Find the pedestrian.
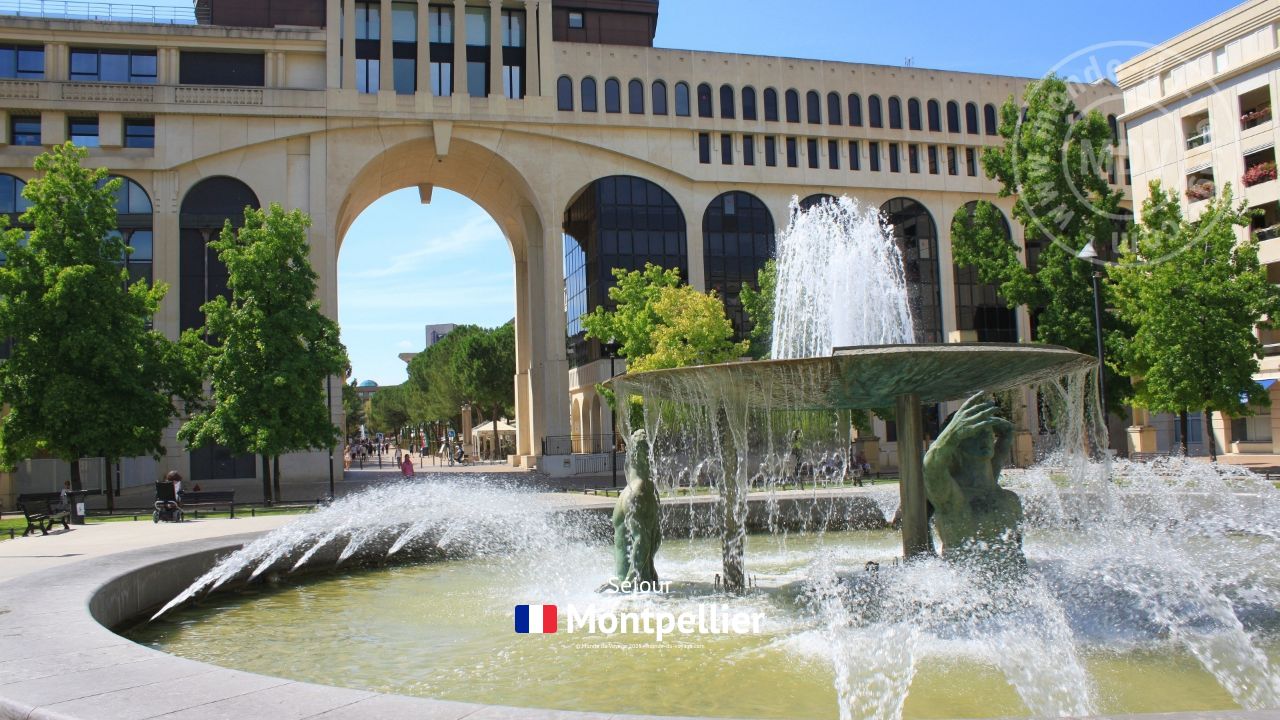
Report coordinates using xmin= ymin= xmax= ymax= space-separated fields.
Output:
xmin=393 ymin=445 xmax=402 ymax=464
xmin=400 ymin=453 xmax=414 ymax=478
xmin=343 ymin=445 xmax=351 ymax=471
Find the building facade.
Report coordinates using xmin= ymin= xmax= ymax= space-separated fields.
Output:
xmin=0 ymin=0 xmax=1126 ymax=499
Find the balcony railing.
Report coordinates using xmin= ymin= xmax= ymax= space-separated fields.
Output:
xmin=1186 ymin=129 xmax=1211 ymax=150
xmin=0 ymin=0 xmax=206 ymax=24
xmin=1255 ymin=223 xmax=1280 ymax=241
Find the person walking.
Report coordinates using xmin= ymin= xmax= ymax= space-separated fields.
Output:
xmin=342 ymin=445 xmax=352 ymax=471
xmin=400 ymin=452 xmax=414 ymax=478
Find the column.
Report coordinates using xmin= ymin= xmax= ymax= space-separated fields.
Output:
xmin=536 ymin=0 xmax=551 ymax=100
xmin=379 ymin=0 xmax=393 ymax=93
xmin=45 ymin=43 xmax=67 ymax=82
xmin=416 ymin=0 xmax=430 ymax=96
xmin=452 ymin=0 xmax=468 ymax=97
xmin=326 ymin=0 xmax=341 ymax=88
xmin=342 ymin=0 xmax=356 ymax=89
xmin=488 ymin=0 xmax=502 ymax=98
xmin=523 ymin=0 xmax=539 ymax=97
xmin=896 ymin=393 xmax=933 ymax=560
xmin=686 ymin=194 xmax=706 ymax=291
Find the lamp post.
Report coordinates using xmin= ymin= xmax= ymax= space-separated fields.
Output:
xmin=1076 ymin=241 xmax=1107 ymax=413
xmin=604 ymin=339 xmax=622 ymax=488
xmin=326 ymin=374 xmax=335 ymax=500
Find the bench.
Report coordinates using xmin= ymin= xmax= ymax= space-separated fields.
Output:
xmin=180 ymin=490 xmax=237 ymax=518
xmin=1130 ymin=452 xmax=1171 ymax=463
xmin=18 ymin=496 xmax=69 ymax=536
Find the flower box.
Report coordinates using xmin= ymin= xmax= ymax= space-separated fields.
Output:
xmin=1244 ymin=162 xmax=1277 ymax=187
xmin=1242 ymin=106 xmax=1272 ymax=128
xmin=1185 ymin=181 xmax=1215 ymax=201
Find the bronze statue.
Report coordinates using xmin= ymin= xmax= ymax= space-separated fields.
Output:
xmin=611 ymin=428 xmax=661 ymax=584
xmin=922 ymin=393 xmax=1025 ymax=567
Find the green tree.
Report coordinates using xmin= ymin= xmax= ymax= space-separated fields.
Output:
xmin=1111 ymin=182 xmax=1280 ymax=459
xmin=343 ymin=380 xmax=366 ymax=437
xmin=180 ymin=204 xmax=348 ymax=502
xmin=951 ymin=74 xmax=1131 ymax=413
xmin=740 ymin=259 xmax=776 ymax=359
xmin=450 ymin=322 xmax=516 ymax=459
xmin=0 ymin=144 xmax=200 ymax=498
xmin=406 ymin=324 xmax=484 ymax=422
xmin=368 ymin=383 xmax=411 ymax=436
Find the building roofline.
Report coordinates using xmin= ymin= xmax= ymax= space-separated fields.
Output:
xmin=1116 ymin=0 xmax=1277 ymax=87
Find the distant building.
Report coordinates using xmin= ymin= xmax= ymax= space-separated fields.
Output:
xmin=425 ymin=323 xmax=458 ymax=349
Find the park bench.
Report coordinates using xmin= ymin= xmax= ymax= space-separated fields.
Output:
xmin=180 ymin=490 xmax=237 ymax=518
xmin=17 ymin=494 xmax=69 ymax=536
xmin=1130 ymin=452 xmax=1171 ymax=463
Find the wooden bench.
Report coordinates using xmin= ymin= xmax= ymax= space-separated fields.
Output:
xmin=180 ymin=490 xmax=237 ymax=518
xmin=18 ymin=496 xmax=69 ymax=536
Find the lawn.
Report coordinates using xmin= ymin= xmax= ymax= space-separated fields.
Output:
xmin=0 ymin=504 xmax=315 ymax=540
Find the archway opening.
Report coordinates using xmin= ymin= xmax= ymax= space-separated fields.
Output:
xmin=881 ymin=197 xmax=942 ymax=343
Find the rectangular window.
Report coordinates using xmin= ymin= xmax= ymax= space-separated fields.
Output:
xmin=355 ymin=1 xmax=380 ymax=40
xmin=394 ymin=58 xmax=415 ymax=94
xmin=765 ymin=136 xmax=777 ymax=167
xmin=828 ymin=139 xmax=839 ymax=170
xmin=500 ymin=8 xmax=525 ymax=98
xmin=428 ymin=7 xmax=453 ymax=96
xmin=721 ymin=134 xmax=733 ymax=165
xmin=392 ymin=2 xmax=416 ymax=42
xmin=807 ymin=138 xmax=819 ymax=169
xmin=0 ymin=45 xmax=44 ymax=79
xmin=356 ymin=58 xmax=380 ymax=93
xmin=966 ymin=147 xmax=977 ymax=176
xmin=908 ymin=144 xmax=919 ymax=173
xmin=869 ymin=141 xmax=880 ymax=171
xmin=11 ymin=115 xmax=39 ymax=146
xmin=501 ymin=9 xmax=524 ymax=47
xmin=889 ymin=143 xmax=900 ymax=173
xmin=124 ymin=117 xmax=154 ymax=148
xmin=392 ymin=1 xmax=417 ymax=94
xmin=743 ymin=136 xmax=755 ymax=166
xmin=179 ymin=52 xmax=265 ymax=86
xmin=568 ymin=11 xmax=584 ymax=29
xmin=465 ymin=7 xmax=490 ymax=96
xmin=928 ymin=145 xmax=939 ymax=174
xmin=70 ymin=48 xmax=157 ymax=84
xmin=466 ymin=7 xmax=490 ymax=45
xmin=429 ymin=6 xmax=453 ymax=42
xmin=698 ymin=133 xmax=711 ymax=164
xmin=69 ymin=117 xmax=99 ymax=148
xmin=786 ymin=137 xmax=798 ymax=168
xmin=947 ymin=146 xmax=958 ymax=175
xmin=849 ymin=140 xmax=860 ymax=170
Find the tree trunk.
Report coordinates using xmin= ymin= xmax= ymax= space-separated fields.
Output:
xmin=1204 ymin=408 xmax=1218 ymax=462
xmin=1178 ymin=410 xmax=1190 ymax=456
xmin=261 ymin=454 xmax=273 ymax=505
xmin=273 ymin=455 xmax=281 ymax=500
xmin=493 ymin=403 xmax=501 ymax=463
xmin=69 ymin=456 xmax=81 ymax=491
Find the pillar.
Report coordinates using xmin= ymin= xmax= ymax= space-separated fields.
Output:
xmin=379 ymin=0 xmax=393 ymax=93
xmin=686 ymin=193 xmax=706 ymax=292
xmin=452 ymin=0 xmax=468 ymax=97
xmin=341 ymin=0 xmax=356 ymax=89
xmin=326 ymin=0 xmax=341 ymax=88
xmin=896 ymin=393 xmax=932 ymax=560
xmin=488 ymin=0 xmax=502 ymax=98
xmin=416 ymin=0 xmax=431 ymax=95
xmin=44 ymin=43 xmax=67 ymax=81
xmin=523 ymin=0 xmax=539 ymax=97
xmin=536 ymin=0 xmax=551 ymax=99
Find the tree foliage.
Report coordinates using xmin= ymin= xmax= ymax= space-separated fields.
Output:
xmin=180 ymin=203 xmax=348 ymax=501
xmin=1111 ymin=182 xmax=1280 ymax=457
xmin=343 ymin=380 xmax=365 ymax=436
xmin=367 ymin=383 xmax=412 ymax=435
xmin=0 ymin=144 xmax=200 ymax=490
xmin=950 ymin=74 xmax=1131 ymax=412
xmin=740 ymin=259 xmax=776 ymax=359
xmin=405 ymin=322 xmax=515 ymax=433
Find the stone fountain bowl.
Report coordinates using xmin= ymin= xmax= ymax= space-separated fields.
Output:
xmin=610 ymin=342 xmax=1097 ymax=409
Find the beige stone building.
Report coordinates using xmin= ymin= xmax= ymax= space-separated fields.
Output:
xmin=1119 ymin=0 xmax=1280 ymax=456
xmin=0 ymin=0 xmax=1127 ymax=499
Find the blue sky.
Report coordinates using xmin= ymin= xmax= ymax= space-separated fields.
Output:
xmin=143 ymin=0 xmax=1243 ymax=384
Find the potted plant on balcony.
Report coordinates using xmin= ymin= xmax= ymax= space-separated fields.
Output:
xmin=1243 ymin=161 xmax=1277 ymax=187
xmin=1242 ymin=106 xmax=1272 ymax=126
xmin=1186 ymin=180 xmax=1215 ymax=201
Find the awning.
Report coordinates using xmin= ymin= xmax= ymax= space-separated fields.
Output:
xmin=1260 ymin=379 xmax=1277 ymax=390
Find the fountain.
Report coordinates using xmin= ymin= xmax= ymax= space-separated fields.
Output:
xmin=129 ymin=195 xmax=1280 ymax=720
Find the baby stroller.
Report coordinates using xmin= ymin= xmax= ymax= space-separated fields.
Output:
xmin=153 ymin=482 xmax=184 ymax=523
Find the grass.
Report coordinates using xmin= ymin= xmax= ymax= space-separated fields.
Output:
xmin=0 ymin=504 xmax=316 ymax=541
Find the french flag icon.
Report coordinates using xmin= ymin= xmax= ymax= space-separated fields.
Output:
xmin=515 ymin=604 xmax=558 ymax=634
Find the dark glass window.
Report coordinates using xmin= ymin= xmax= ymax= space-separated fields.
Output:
xmin=605 ymin=78 xmax=621 ymax=113
xmin=869 ymin=141 xmax=880 ymax=171
xmin=743 ymin=136 xmax=755 ymax=166
xmin=849 ymin=140 xmax=860 ymax=170
xmin=742 ymin=87 xmax=757 ymax=121
xmin=946 ymin=101 xmax=960 ymax=132
xmin=628 ymin=78 xmax=643 ymax=114
xmin=889 ymin=143 xmax=900 ymax=172
xmin=581 ymin=77 xmax=597 ymax=112
xmin=828 ymin=139 xmax=839 ymax=170
xmin=71 ymin=48 xmax=156 ymax=84
xmin=498 ymin=8 xmax=524 ymax=99
xmin=927 ymin=99 xmax=941 ymax=131
xmin=786 ymin=137 xmax=798 ymax=167
xmin=0 ymin=45 xmax=44 ymax=79
xmin=882 ymin=197 xmax=942 ymax=343
xmin=651 ymin=80 xmax=667 ymax=115
xmin=827 ymin=92 xmax=842 ymax=126
xmin=806 ymin=91 xmax=821 ymax=124
xmin=984 ymin=104 xmax=999 ymax=135
xmin=557 ymin=75 xmax=573 ymax=110
xmin=697 ymin=82 xmax=713 ymax=118
xmin=785 ymin=89 xmax=800 ymax=123
xmin=180 ymin=176 xmax=260 ymax=334
xmin=799 ymin=194 xmax=836 ymax=211
xmin=106 ymin=176 xmax=153 ymax=286
xmin=848 ymin=93 xmax=862 ymax=126
xmin=764 ymin=88 xmax=779 ymax=122
xmin=965 ymin=102 xmax=979 ymax=134
xmin=966 ymin=147 xmax=977 ymax=176
xmin=947 ymin=146 xmax=958 ymax=175
xmin=908 ymin=144 xmax=919 ymax=173
xmin=674 ymin=82 xmax=690 ymax=116
xmin=179 ymin=51 xmax=265 ymax=87
xmin=888 ymin=96 xmax=902 ymax=129
xmin=703 ymin=191 xmax=775 ymax=341
xmin=568 ymin=11 xmax=584 ymax=28
xmin=927 ymin=144 xmax=938 ymax=174
xmin=721 ymin=134 xmax=733 ymax=165
xmin=953 ymin=201 xmax=1017 ymax=342
xmin=0 ymin=174 xmax=30 ymax=217
xmin=69 ymin=116 xmax=99 ymax=147
xmin=720 ymin=84 xmax=735 ymax=119
xmin=427 ymin=6 xmax=453 ymax=96
xmin=765 ymin=136 xmax=777 ymax=166
xmin=698 ymin=133 xmax=711 ymax=164
xmin=868 ymin=94 xmax=883 ymax=128
xmin=807 ymin=138 xmax=819 ymax=169
xmin=10 ymin=116 xmax=39 ymax=146
xmin=908 ymin=98 xmax=922 ymax=130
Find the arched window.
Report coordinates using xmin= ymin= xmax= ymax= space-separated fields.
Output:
xmin=628 ymin=78 xmax=644 ymax=114
xmin=952 ymin=201 xmax=1016 ymax=342
xmin=868 ymin=94 xmax=883 ymax=128
xmin=881 ymin=197 xmax=941 ymax=343
xmin=785 ymin=89 xmax=800 ymax=123
xmin=848 ymin=93 xmax=862 ymax=126
xmin=604 ymin=77 xmax=621 ymax=113
xmin=0 ymin=173 xmax=29 ymax=223
xmin=907 ymin=98 xmax=922 ymax=131
xmin=827 ymin=92 xmax=842 ymax=126
xmin=651 ymin=80 xmax=667 ymax=115
xmin=703 ymin=191 xmax=775 ymax=340
xmin=965 ymin=102 xmax=979 ymax=134
xmin=764 ymin=88 xmax=779 ymax=122
xmin=927 ymin=99 xmax=941 ymax=131
xmin=799 ymin=193 xmax=837 ymax=211
xmin=984 ymin=104 xmax=999 ymax=136
xmin=742 ymin=86 xmax=757 ymax=121
xmin=888 ymin=96 xmax=902 ymax=129
xmin=697 ymin=82 xmax=713 ymax=118
xmin=806 ymin=90 xmax=821 ymax=124
xmin=581 ymin=77 xmax=597 ymax=112
xmin=107 ymin=176 xmax=153 ymax=286
xmin=557 ymin=75 xmax=573 ymax=111
xmin=946 ymin=101 xmax=960 ymax=132
xmin=563 ymin=175 xmax=688 ymax=368
xmin=719 ymin=84 xmax=735 ymax=119
xmin=674 ymin=81 xmax=690 ymax=116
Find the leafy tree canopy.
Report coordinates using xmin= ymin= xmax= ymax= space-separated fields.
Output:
xmin=740 ymin=259 xmax=776 ymax=360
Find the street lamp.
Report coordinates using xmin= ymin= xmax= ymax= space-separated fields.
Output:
xmin=604 ymin=338 xmax=622 ymax=488
xmin=1076 ymin=241 xmax=1107 ymax=413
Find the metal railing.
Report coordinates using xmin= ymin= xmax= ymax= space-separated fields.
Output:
xmin=0 ymin=0 xmax=207 ymax=25
xmin=542 ymin=433 xmax=621 ymax=456
xmin=1185 ymin=129 xmax=1211 ymax=150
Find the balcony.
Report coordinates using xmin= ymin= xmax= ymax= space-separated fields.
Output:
xmin=1244 ymin=148 xmax=1278 ymax=188
xmin=1186 ymin=128 xmax=1211 ymax=150
xmin=1241 ymin=86 xmax=1273 ymax=131
xmin=1256 ymin=223 xmax=1280 ymax=241
xmin=1186 ymin=177 xmax=1215 ymax=202
xmin=0 ymin=0 xmax=205 ymax=25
